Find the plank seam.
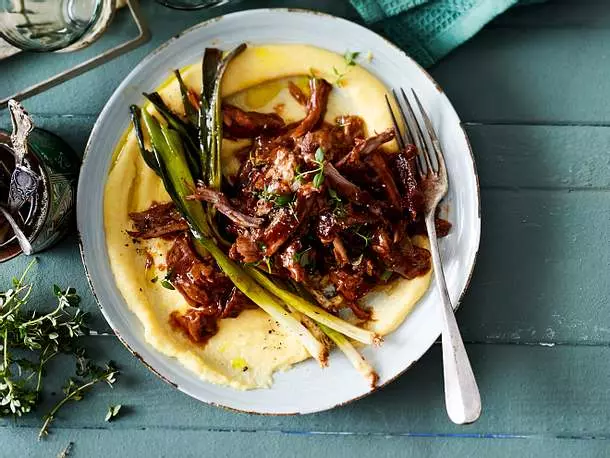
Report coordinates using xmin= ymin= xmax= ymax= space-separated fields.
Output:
xmin=1 ymin=423 xmax=609 ymax=440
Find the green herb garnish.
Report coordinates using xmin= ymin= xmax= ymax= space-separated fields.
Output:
xmin=39 ymin=355 xmax=118 ymax=439
xmin=105 ymin=404 xmax=122 ymax=422
xmin=343 ymin=50 xmax=361 ymax=66
xmin=332 ymin=50 xmax=361 ymax=86
xmin=380 ymin=270 xmax=393 ymax=282
xmin=160 ymin=279 xmax=175 ymax=290
xmin=295 ymin=147 xmax=325 ymax=189
xmin=293 ymin=247 xmax=313 ymax=268
xmin=0 ymin=261 xmax=118 ymax=439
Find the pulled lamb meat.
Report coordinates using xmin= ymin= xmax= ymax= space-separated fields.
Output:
xmin=167 ymin=234 xmax=253 ymax=344
xmin=223 ymin=103 xmax=285 ymax=138
xmin=135 ymin=76 xmax=451 ymax=338
xmin=128 ymin=202 xmax=187 ymax=239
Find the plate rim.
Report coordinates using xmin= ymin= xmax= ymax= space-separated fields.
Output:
xmin=77 ymin=7 xmax=481 ymax=415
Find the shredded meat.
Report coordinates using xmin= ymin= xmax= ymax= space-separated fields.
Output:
xmin=222 ymin=103 xmax=285 ymax=138
xmin=335 ymin=128 xmax=394 ymax=168
xmin=167 ymin=234 xmax=254 ymax=344
xmin=394 ymin=144 xmax=424 ymax=221
xmin=367 ymin=151 xmax=402 ymax=211
xmin=128 ymin=202 xmax=188 ymax=239
xmin=288 ymin=81 xmax=308 ymax=106
xmin=291 ymin=78 xmax=332 ymax=138
xmin=188 ymin=185 xmax=264 ymax=228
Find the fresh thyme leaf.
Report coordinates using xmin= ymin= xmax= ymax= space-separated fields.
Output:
xmin=39 ymin=362 xmax=119 ymax=439
xmin=333 ymin=51 xmax=361 ymax=85
xmin=352 ymin=226 xmax=372 ymax=247
xmin=274 ymin=194 xmax=293 ymax=207
xmin=244 ymin=256 xmax=273 ymax=275
xmin=256 ymin=186 xmax=294 ymax=208
xmin=343 ymin=50 xmax=361 ymax=66
xmin=294 ymin=147 xmax=325 ymax=187
xmin=315 ymin=147 xmax=325 ymax=163
xmin=380 ymin=270 xmax=393 ymax=282
xmin=293 ymin=247 xmax=313 ymax=268
xmin=105 ymin=404 xmax=122 ymax=422
xmin=313 ymin=171 xmax=325 ymax=188
xmin=160 ymin=279 xmax=175 ymax=290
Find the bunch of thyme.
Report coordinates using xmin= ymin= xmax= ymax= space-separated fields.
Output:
xmin=0 ymin=262 xmax=119 ymax=439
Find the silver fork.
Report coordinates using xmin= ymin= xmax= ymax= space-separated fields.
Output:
xmin=386 ymin=88 xmax=481 ymax=424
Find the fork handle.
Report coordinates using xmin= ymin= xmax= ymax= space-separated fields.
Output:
xmin=425 ymin=214 xmax=481 ymax=424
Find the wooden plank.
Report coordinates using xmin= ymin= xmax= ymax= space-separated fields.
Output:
xmin=461 ymin=189 xmax=610 ymax=344
xmin=431 ymin=25 xmax=610 ymax=123
xmin=2 ymin=338 xmax=610 ymax=438
xmin=467 ymin=125 xmax=610 ymax=189
xmin=2 ymin=428 xmax=609 ymax=458
xmin=492 ymin=0 xmax=610 ymax=29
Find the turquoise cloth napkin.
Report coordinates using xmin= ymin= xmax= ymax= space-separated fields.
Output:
xmin=350 ymin=0 xmax=520 ymax=67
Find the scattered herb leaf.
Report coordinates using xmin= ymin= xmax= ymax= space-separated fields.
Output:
xmin=160 ymin=279 xmax=175 ymax=290
xmin=105 ymin=404 xmax=122 ymax=422
xmin=39 ymin=359 xmax=119 ymax=439
xmin=293 ymin=247 xmax=313 ymax=267
xmin=57 ymin=442 xmax=74 ymax=458
xmin=343 ymin=50 xmax=361 ymax=66
xmin=380 ymin=270 xmax=393 ymax=282
xmin=294 ymin=147 xmax=325 ymax=188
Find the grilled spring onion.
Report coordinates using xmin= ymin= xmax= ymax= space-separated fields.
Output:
xmin=143 ymin=91 xmax=201 ymax=179
xmin=246 ymin=266 xmax=380 ymax=346
xmin=174 ymin=69 xmax=198 ymax=127
xmin=290 ymin=281 xmax=378 ymax=386
xmin=320 ymin=323 xmax=379 ymax=388
xmin=139 ymin=109 xmax=328 ymax=365
xmin=199 ymin=45 xmax=247 ymax=247
xmin=205 ymin=44 xmax=246 ymax=193
xmin=199 ymin=47 xmax=222 ymax=183
xmin=130 ymin=104 xmax=160 ymax=176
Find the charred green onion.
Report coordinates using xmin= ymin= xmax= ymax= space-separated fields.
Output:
xmin=246 ymin=267 xmax=380 ymax=345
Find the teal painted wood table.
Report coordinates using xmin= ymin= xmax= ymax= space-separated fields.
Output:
xmin=2 ymin=0 xmax=610 ymax=456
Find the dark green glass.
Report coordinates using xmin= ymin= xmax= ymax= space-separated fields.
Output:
xmin=0 ymin=127 xmax=79 ymax=262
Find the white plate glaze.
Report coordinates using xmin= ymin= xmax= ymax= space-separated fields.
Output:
xmin=77 ymin=9 xmax=480 ymax=415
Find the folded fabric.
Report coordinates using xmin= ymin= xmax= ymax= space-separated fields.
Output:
xmin=350 ymin=0 xmax=520 ymax=67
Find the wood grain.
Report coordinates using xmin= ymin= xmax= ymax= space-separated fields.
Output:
xmin=4 ymin=428 xmax=610 ymax=458
xmin=1 ymin=337 xmax=609 ymax=438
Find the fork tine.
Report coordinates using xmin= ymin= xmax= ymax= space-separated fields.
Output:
xmin=391 ymin=89 xmax=414 ymax=146
xmin=384 ymin=94 xmax=405 ymax=150
xmin=411 ymin=89 xmax=446 ymax=177
xmin=398 ymin=88 xmax=432 ymax=174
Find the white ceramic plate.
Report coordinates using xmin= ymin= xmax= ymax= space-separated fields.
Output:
xmin=77 ymin=9 xmax=480 ymax=414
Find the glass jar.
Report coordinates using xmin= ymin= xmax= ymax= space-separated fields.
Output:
xmin=0 ymin=0 xmax=113 ymax=52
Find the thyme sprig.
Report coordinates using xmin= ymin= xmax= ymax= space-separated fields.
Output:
xmin=0 ymin=261 xmax=119 ymax=439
